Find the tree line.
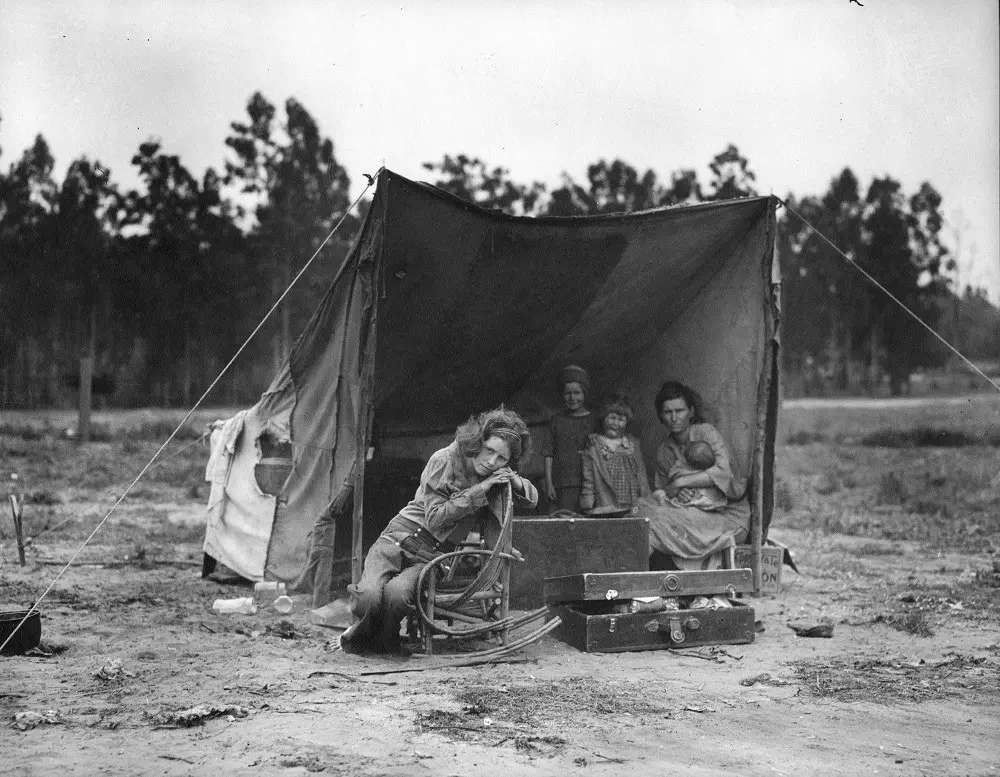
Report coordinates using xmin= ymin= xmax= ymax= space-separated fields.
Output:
xmin=1 ymin=93 xmax=996 ymax=409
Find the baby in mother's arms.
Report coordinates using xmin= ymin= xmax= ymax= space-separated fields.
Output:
xmin=657 ymin=440 xmax=728 ymax=511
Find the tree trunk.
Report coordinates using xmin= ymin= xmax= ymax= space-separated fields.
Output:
xmin=183 ymin=322 xmax=192 ymax=408
xmin=271 ymin=261 xmax=292 ymax=371
xmin=842 ymin=323 xmax=854 ymax=391
xmin=77 ymin=306 xmax=97 ymax=445
xmin=47 ymin=314 xmax=61 ymax=406
xmin=826 ymin=307 xmax=841 ymax=393
xmin=280 ymin=260 xmax=291 ymax=366
xmin=867 ymin=320 xmax=881 ymax=395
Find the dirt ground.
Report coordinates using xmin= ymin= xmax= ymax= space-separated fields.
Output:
xmin=2 ymin=399 xmax=999 ymax=776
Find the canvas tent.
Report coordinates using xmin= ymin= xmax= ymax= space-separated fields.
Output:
xmin=203 ymin=168 xmax=781 ymax=601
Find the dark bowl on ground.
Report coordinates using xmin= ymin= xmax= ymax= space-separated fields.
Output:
xmin=1 ymin=609 xmax=41 ymax=655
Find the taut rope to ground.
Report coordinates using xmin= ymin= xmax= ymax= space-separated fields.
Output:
xmin=1 ymin=172 xmax=381 ymax=655
xmin=782 ymin=201 xmax=1000 ymax=395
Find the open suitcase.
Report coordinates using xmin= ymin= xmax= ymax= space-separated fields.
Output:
xmin=545 ymin=569 xmax=755 ymax=653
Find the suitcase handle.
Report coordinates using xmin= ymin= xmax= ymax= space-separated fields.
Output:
xmin=645 ymin=615 xmax=701 ymax=644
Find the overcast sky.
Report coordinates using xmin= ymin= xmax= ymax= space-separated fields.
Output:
xmin=2 ymin=0 xmax=998 ymax=301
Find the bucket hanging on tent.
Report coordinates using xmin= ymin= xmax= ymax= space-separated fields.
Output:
xmin=255 ymin=439 xmax=293 ymax=496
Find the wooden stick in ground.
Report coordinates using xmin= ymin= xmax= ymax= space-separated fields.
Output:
xmin=9 ymin=494 xmax=26 ymax=566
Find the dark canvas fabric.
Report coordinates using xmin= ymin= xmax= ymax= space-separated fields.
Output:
xmin=228 ymin=169 xmax=779 ymax=590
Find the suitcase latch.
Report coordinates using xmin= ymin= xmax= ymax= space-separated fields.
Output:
xmin=663 ymin=575 xmax=680 ymax=592
xmin=608 ymin=617 xmax=617 ymax=634
xmin=668 ymin=616 xmax=684 ymax=643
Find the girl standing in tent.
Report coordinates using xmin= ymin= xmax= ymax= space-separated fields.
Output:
xmin=340 ymin=407 xmax=538 ymax=654
xmin=635 ymin=381 xmax=751 ymax=569
xmin=579 ymin=394 xmax=651 ymax=513
xmin=542 ymin=365 xmax=596 ymax=512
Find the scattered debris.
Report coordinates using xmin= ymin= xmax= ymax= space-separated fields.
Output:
xmin=789 ymin=622 xmax=834 ymax=638
xmin=668 ymin=645 xmax=742 ymax=662
xmin=23 ymin=641 xmax=68 ymax=658
xmin=791 ymin=652 xmax=999 ymax=703
xmin=158 ymin=755 xmax=194 ymax=764
xmin=279 ymin=752 xmax=327 ymax=772
xmin=151 ymin=704 xmax=249 ymax=728
xmin=513 ymin=734 xmax=566 ymax=755
xmin=874 ymin=610 xmax=934 ymax=637
xmin=740 ymin=673 xmax=792 ymax=687
xmin=309 ymin=598 xmax=352 ymax=630
xmin=264 ymin=620 xmax=298 ymax=640
xmin=11 ymin=710 xmax=63 ymax=731
xmin=93 ymin=659 xmax=136 ymax=683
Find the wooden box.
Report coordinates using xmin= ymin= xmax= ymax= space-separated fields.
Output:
xmin=544 ymin=569 xmax=755 ymax=653
xmin=509 ymin=516 xmax=649 ymax=610
xmin=731 ymin=544 xmax=783 ymax=595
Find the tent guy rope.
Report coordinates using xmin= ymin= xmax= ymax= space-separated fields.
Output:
xmin=782 ymin=201 xmax=1000 ymax=395
xmin=0 ymin=171 xmax=381 ymax=656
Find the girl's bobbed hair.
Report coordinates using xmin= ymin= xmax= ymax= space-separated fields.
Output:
xmin=654 ymin=380 xmax=704 ymax=423
xmin=598 ymin=393 xmax=634 ymax=422
xmin=455 ymin=406 xmax=531 ymax=467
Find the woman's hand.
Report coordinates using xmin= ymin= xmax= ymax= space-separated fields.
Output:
xmin=674 ymin=488 xmax=696 ymax=504
xmin=495 ymin=467 xmax=526 ymax=494
xmin=479 ymin=467 xmax=522 ymax=496
xmin=661 ymin=479 xmax=683 ymax=499
xmin=651 ymin=489 xmax=669 ymax=506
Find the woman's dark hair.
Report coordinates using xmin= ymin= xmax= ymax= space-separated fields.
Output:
xmin=598 ymin=393 xmax=634 ymax=422
xmin=455 ymin=406 xmax=531 ymax=467
xmin=654 ymin=381 xmax=703 ymax=423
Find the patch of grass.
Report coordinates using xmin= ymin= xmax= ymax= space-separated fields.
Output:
xmin=774 ymin=478 xmax=794 ymax=511
xmin=876 ymin=472 xmax=908 ymax=504
xmin=0 ymin=423 xmax=48 ymax=441
xmin=786 ymin=429 xmax=828 ymax=445
xmin=453 ymin=677 xmax=669 ymax=728
xmin=861 ymin=426 xmax=999 ymax=448
xmin=790 ymin=653 xmax=998 ymax=703
xmin=828 ymin=541 xmax=905 ymax=557
xmin=25 ymin=489 xmax=63 ymax=506
xmin=874 ymin=610 xmax=935 ymax=637
xmin=127 ymin=420 xmax=206 ymax=441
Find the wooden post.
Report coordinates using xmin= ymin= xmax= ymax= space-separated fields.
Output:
xmin=78 ymin=305 xmax=97 ymax=445
xmin=78 ymin=355 xmax=93 ymax=445
xmin=9 ymin=494 xmax=26 ymax=566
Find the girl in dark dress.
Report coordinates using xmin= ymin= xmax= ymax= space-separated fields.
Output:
xmin=542 ymin=365 xmax=596 ymax=512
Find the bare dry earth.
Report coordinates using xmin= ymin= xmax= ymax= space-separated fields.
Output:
xmin=1 ymin=399 xmax=999 ymax=776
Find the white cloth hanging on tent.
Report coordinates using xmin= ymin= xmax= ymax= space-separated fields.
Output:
xmin=203 ymin=409 xmax=276 ymax=581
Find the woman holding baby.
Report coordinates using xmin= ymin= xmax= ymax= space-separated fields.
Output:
xmin=635 ymin=380 xmax=751 ymax=570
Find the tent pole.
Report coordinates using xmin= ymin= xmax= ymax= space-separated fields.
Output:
xmin=351 ymin=301 xmax=378 ymax=586
xmin=351 ymin=175 xmax=387 ymax=585
xmin=751 ymin=202 xmax=779 ymax=595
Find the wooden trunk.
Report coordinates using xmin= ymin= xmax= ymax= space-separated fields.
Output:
xmin=509 ymin=517 xmax=650 ymax=609
xmin=545 ymin=569 xmax=755 ymax=653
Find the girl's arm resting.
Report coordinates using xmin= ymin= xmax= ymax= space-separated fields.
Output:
xmin=579 ymin=450 xmax=596 ymax=511
xmin=544 ymin=456 xmax=556 ymax=500
xmin=633 ymin=440 xmax=652 ymax=497
xmin=422 ymin=457 xmax=490 ymax=536
xmin=512 ymin=475 xmax=539 ymax=509
xmin=653 ymin=443 xmax=677 ymax=492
